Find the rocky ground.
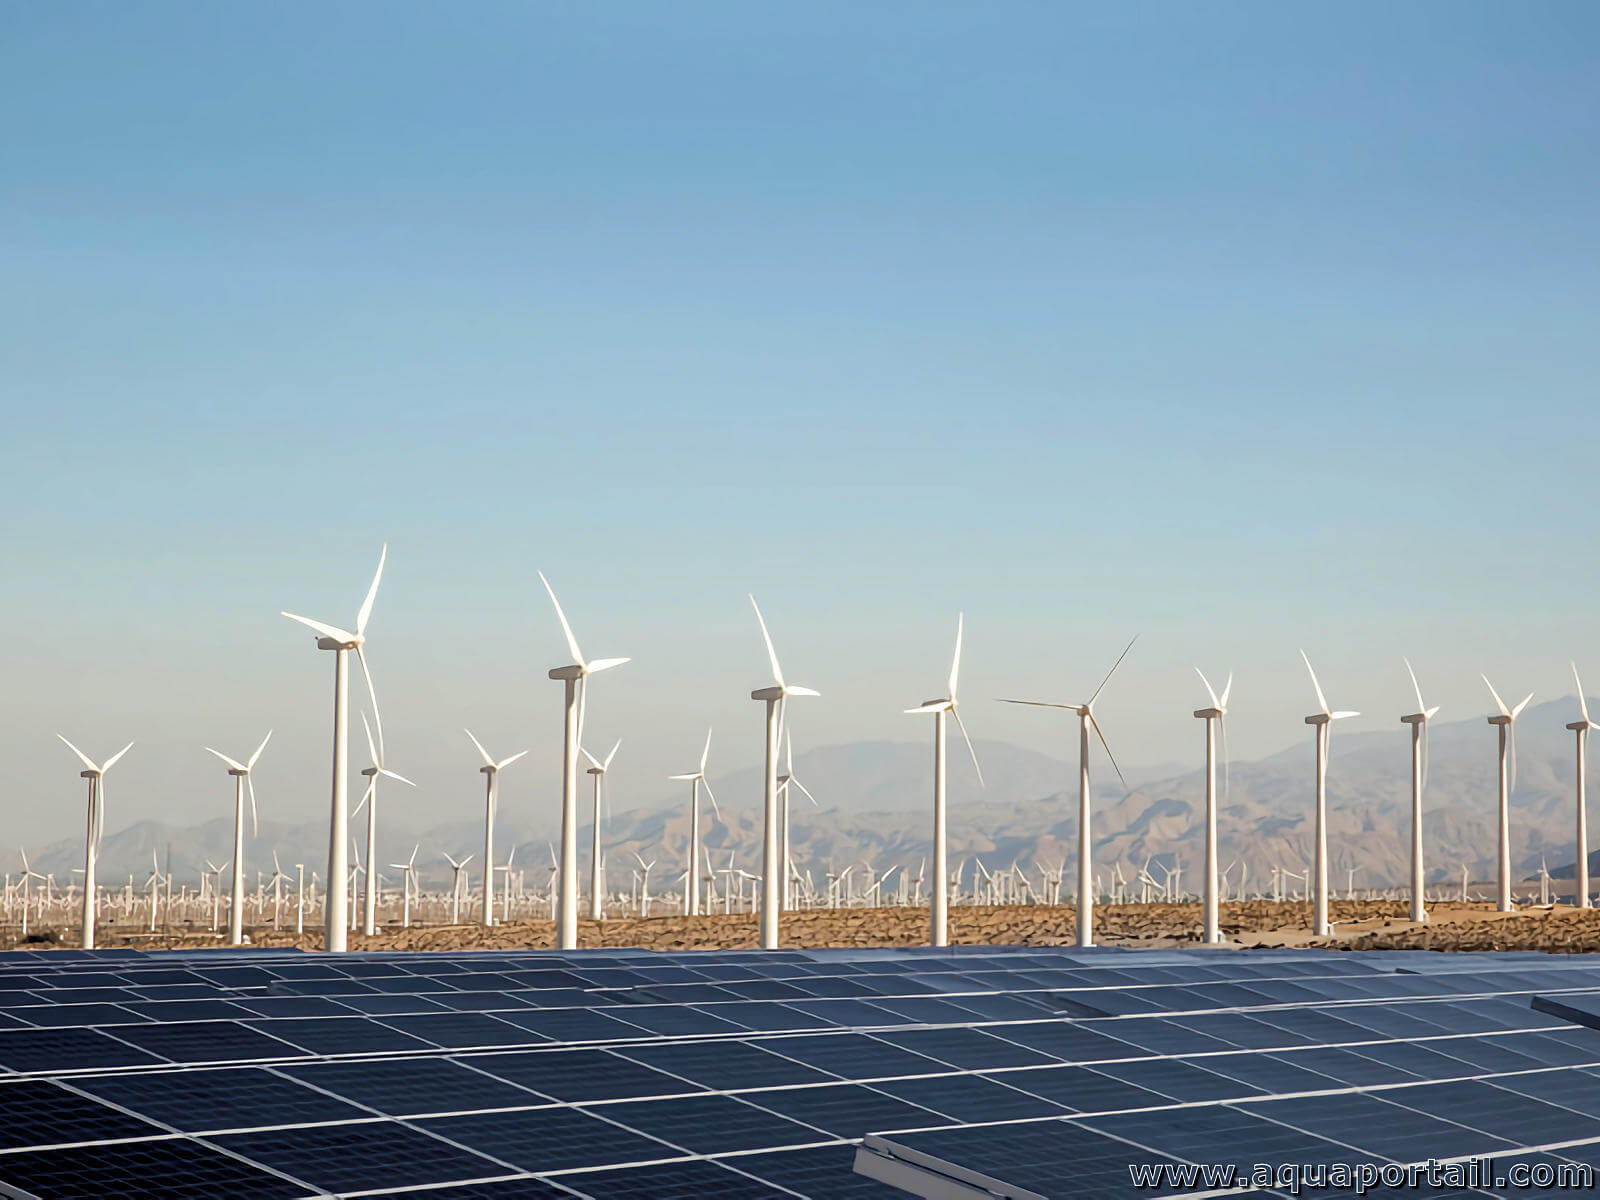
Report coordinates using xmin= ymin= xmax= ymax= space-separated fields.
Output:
xmin=13 ymin=899 xmax=1600 ymax=954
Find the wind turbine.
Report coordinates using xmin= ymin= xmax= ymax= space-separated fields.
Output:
xmin=581 ymin=739 xmax=622 ymax=920
xmin=281 ymin=543 xmax=387 ymax=953
xmin=1569 ymin=663 xmax=1596 ymax=910
xmin=748 ymin=595 xmax=819 ymax=950
xmin=905 ymin=613 xmax=983 ymax=947
xmin=17 ymin=849 xmax=44 ymax=939
xmin=355 ymin=714 xmax=414 ymax=937
xmin=464 ymin=730 xmax=528 ymax=927
xmin=1193 ymin=669 xmax=1232 ymax=945
xmin=56 ymin=736 xmax=134 ymax=950
xmin=1483 ymin=675 xmax=1533 ymax=913
xmin=777 ymin=728 xmax=820 ymax=910
xmin=539 ymin=571 xmax=628 ymax=950
xmin=389 ymin=844 xmax=419 ymax=927
xmin=1000 ymin=635 xmax=1136 ymax=948
xmin=1301 ymin=651 xmax=1359 ymax=937
xmin=203 ymin=731 xmax=272 ymax=947
xmin=443 ymin=851 xmax=473 ymax=924
xmin=1400 ymin=659 xmax=1440 ymax=924
xmin=668 ymin=727 xmax=717 ymax=917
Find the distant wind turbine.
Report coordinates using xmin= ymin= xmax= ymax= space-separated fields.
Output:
xmin=203 ymin=730 xmax=272 ymax=947
xmin=1568 ymin=663 xmax=1596 ymax=910
xmin=905 ymin=613 xmax=983 ymax=947
xmin=1193 ymin=668 xmax=1232 ymax=945
xmin=539 ymin=571 xmax=628 ymax=950
xmin=1000 ymin=635 xmax=1137 ymax=948
xmin=356 ymin=713 xmax=414 ymax=937
xmin=56 ymin=735 xmax=134 ymax=950
xmin=777 ymin=728 xmax=820 ymax=910
xmin=1400 ymin=659 xmax=1440 ymax=924
xmin=668 ymin=727 xmax=717 ymax=917
xmin=281 ymin=543 xmax=387 ymax=953
xmin=465 ymin=730 xmax=528 ymax=926
xmin=748 ymin=595 xmax=819 ymax=950
xmin=1483 ymin=675 xmax=1533 ymax=913
xmin=1301 ymin=650 xmax=1358 ymax=937
xmin=582 ymin=739 xmax=622 ymax=920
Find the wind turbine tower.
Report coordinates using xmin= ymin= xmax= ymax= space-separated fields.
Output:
xmin=539 ymin=572 xmax=628 ymax=950
xmin=1569 ymin=664 xmax=1596 ymax=910
xmin=1301 ymin=651 xmax=1359 ymax=938
xmin=905 ymin=613 xmax=983 ymax=947
xmin=1483 ymin=676 xmax=1533 ymax=913
xmin=748 ymin=595 xmax=818 ymax=950
xmin=203 ymin=731 xmax=272 ymax=947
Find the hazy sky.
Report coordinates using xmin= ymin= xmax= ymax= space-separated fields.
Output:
xmin=4 ymin=3 xmax=1599 ymax=850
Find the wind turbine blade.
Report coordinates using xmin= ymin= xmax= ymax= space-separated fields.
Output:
xmin=948 ymin=612 xmax=964 ymax=702
xmin=409 ymin=844 xmax=419 ymax=867
xmin=996 ymin=698 xmax=1077 ymax=709
xmin=1087 ymin=634 xmax=1139 ymax=707
xmin=1195 ymin=667 xmax=1220 ymax=709
xmin=1482 ymin=675 xmax=1510 ymax=717
xmin=702 ymin=778 xmax=720 ymax=817
xmin=783 ymin=685 xmax=820 ymax=698
xmin=792 ymin=776 xmax=820 ymax=808
xmin=538 ymin=571 xmax=585 ymax=666
xmin=1220 ymin=712 xmax=1231 ymax=808
xmin=1301 ymin=650 xmax=1330 ymax=716
xmin=1219 ymin=672 xmax=1232 ymax=709
xmin=464 ymin=728 xmax=495 ymax=768
xmin=56 ymin=735 xmax=97 ymax=772
xmin=1512 ymin=692 xmax=1534 ymax=719
xmin=585 ymin=657 xmax=629 ymax=674
xmin=356 ymin=647 xmax=382 ymax=760
xmin=247 ymin=776 xmax=258 ymax=838
xmin=281 ymin=612 xmax=357 ymax=643
xmin=952 ymin=706 xmax=985 ymax=788
xmin=699 ymin=726 xmax=713 ymax=773
xmin=1404 ymin=657 xmax=1426 ymax=715
xmin=1576 ymin=662 xmax=1593 ymax=726
xmin=102 ymin=742 xmax=134 ymax=773
xmin=580 ymin=746 xmax=603 ymax=770
xmin=496 ymin=749 xmax=529 ymax=770
xmin=353 ymin=777 xmax=373 ymax=817
xmin=1089 ymin=714 xmax=1127 ymax=790
xmin=575 ymin=675 xmax=588 ymax=756
xmin=248 ymin=730 xmax=273 ymax=770
xmin=749 ymin=594 xmax=784 ymax=687
xmin=380 ymin=768 xmax=416 ymax=787
xmin=604 ymin=739 xmax=622 ymax=769
xmin=904 ymin=701 xmax=950 ymax=714
xmin=356 ymin=543 xmax=386 ymax=637
xmin=785 ymin=728 xmax=794 ymax=777
xmin=1330 ymin=710 xmax=1360 ymax=720
xmin=205 ymin=747 xmax=247 ymax=772
xmin=361 ymin=712 xmax=379 ymax=767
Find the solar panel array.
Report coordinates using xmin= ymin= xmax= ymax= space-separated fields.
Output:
xmin=2 ymin=944 xmax=1600 ymax=1198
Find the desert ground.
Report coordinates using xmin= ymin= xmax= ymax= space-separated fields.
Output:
xmin=9 ymin=900 xmax=1600 ymax=954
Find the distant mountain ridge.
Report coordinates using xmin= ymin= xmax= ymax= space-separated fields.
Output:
xmin=15 ymin=704 xmax=1600 ymax=893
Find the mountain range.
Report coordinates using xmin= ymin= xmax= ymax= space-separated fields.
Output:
xmin=14 ymin=700 xmax=1598 ymax=894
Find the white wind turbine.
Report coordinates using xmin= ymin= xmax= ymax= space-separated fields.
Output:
xmin=539 ymin=571 xmax=629 ymax=950
xmin=777 ymin=729 xmax=820 ymax=910
xmin=748 ymin=595 xmax=819 ymax=950
xmin=17 ymin=849 xmax=44 ymax=939
xmin=1000 ymin=636 xmax=1136 ymax=948
xmin=281 ymin=544 xmax=387 ymax=953
xmin=56 ymin=736 xmax=134 ymax=950
xmin=668 ymin=727 xmax=718 ymax=917
xmin=1193 ymin=669 xmax=1232 ymax=945
xmin=464 ymin=730 xmax=528 ymax=927
xmin=389 ymin=844 xmax=419 ymax=927
xmin=443 ymin=851 xmax=473 ymax=924
xmin=203 ymin=731 xmax=272 ymax=947
xmin=581 ymin=739 xmax=622 ymax=920
xmin=1483 ymin=675 xmax=1533 ymax=913
xmin=905 ymin=613 xmax=983 ymax=947
xmin=1400 ymin=659 xmax=1440 ymax=924
xmin=356 ymin=714 xmax=414 ymax=937
xmin=1568 ymin=663 xmax=1596 ymax=910
xmin=1301 ymin=650 xmax=1359 ymax=937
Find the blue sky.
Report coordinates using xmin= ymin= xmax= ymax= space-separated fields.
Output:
xmin=3 ymin=3 xmax=1598 ymax=847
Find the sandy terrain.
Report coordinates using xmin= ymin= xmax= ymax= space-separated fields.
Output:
xmin=11 ymin=899 xmax=1600 ymax=954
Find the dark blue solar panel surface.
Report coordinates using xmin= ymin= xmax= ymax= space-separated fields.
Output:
xmin=3 ymin=944 xmax=1600 ymax=1198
